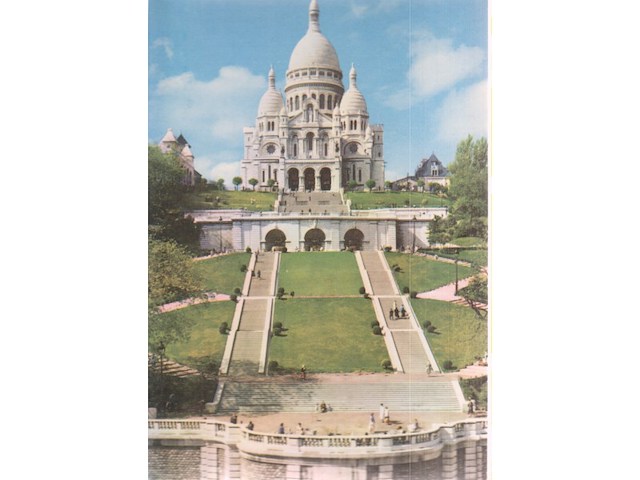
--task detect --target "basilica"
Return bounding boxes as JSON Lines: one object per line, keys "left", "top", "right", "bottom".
{"left": 240, "top": 0, "right": 384, "bottom": 193}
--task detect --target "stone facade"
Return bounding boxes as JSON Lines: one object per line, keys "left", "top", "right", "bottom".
{"left": 240, "top": 0, "right": 384, "bottom": 193}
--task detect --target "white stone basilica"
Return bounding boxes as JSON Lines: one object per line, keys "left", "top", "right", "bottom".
{"left": 241, "top": 0, "right": 384, "bottom": 193}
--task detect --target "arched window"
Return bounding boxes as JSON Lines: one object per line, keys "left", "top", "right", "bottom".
{"left": 302, "top": 94, "right": 307, "bottom": 103}
{"left": 328, "top": 95, "right": 332, "bottom": 110}
{"left": 319, "top": 94, "right": 325, "bottom": 109}
{"left": 306, "top": 132, "right": 314, "bottom": 153}
{"left": 324, "top": 143, "right": 328, "bottom": 157}
{"left": 292, "top": 135, "right": 298, "bottom": 158}
{"left": 312, "top": 93, "right": 316, "bottom": 100}
{"left": 295, "top": 96, "right": 300, "bottom": 110}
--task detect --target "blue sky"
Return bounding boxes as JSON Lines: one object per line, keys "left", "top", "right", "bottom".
{"left": 149, "top": 0, "right": 488, "bottom": 183}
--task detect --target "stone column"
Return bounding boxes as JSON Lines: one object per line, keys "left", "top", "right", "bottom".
{"left": 464, "top": 441, "right": 479, "bottom": 479}
{"left": 378, "top": 464, "right": 394, "bottom": 480}
{"left": 315, "top": 175, "right": 321, "bottom": 191}
{"left": 441, "top": 444, "right": 458, "bottom": 479}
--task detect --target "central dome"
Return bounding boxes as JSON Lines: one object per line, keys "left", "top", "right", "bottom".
{"left": 288, "top": 0, "right": 341, "bottom": 72}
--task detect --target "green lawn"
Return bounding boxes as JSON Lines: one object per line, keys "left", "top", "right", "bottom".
{"left": 384, "top": 252, "right": 474, "bottom": 293}
{"left": 455, "top": 249, "right": 487, "bottom": 266}
{"left": 278, "top": 252, "right": 363, "bottom": 296}
{"left": 184, "top": 190, "right": 277, "bottom": 211}
{"left": 411, "top": 299, "right": 487, "bottom": 370}
{"left": 270, "top": 298, "right": 389, "bottom": 373}
{"left": 192, "top": 253, "right": 250, "bottom": 294}
{"left": 345, "top": 191, "right": 451, "bottom": 209}
{"left": 163, "top": 302, "right": 236, "bottom": 368}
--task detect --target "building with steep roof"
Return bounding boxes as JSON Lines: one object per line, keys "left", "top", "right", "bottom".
{"left": 392, "top": 153, "right": 450, "bottom": 191}
{"left": 158, "top": 127, "right": 200, "bottom": 186}
{"left": 241, "top": 0, "right": 384, "bottom": 192}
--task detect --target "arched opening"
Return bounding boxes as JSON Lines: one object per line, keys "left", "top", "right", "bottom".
{"left": 304, "top": 228, "right": 326, "bottom": 251}
{"left": 288, "top": 168, "right": 299, "bottom": 191}
{"left": 319, "top": 94, "right": 325, "bottom": 109}
{"left": 265, "top": 229, "right": 287, "bottom": 252}
{"left": 306, "top": 132, "right": 314, "bottom": 153}
{"left": 320, "top": 167, "right": 331, "bottom": 191}
{"left": 344, "top": 229, "right": 364, "bottom": 251}
{"left": 291, "top": 136, "right": 298, "bottom": 158}
{"left": 304, "top": 168, "right": 315, "bottom": 191}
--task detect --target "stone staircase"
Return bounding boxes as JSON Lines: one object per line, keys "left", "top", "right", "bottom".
{"left": 217, "top": 380, "right": 462, "bottom": 414}
{"left": 390, "top": 331, "right": 432, "bottom": 374}
{"left": 359, "top": 251, "right": 397, "bottom": 295}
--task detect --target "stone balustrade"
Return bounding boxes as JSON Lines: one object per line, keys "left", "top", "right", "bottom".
{"left": 148, "top": 418, "right": 487, "bottom": 452}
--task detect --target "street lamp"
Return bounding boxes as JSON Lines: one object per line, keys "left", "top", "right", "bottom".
{"left": 412, "top": 216, "right": 416, "bottom": 254}
{"left": 454, "top": 253, "right": 459, "bottom": 295}
{"left": 158, "top": 341, "right": 166, "bottom": 414}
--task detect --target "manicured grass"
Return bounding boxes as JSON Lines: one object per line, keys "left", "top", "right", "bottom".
{"left": 451, "top": 237, "right": 486, "bottom": 248}
{"left": 456, "top": 249, "right": 487, "bottom": 266}
{"left": 278, "top": 252, "right": 363, "bottom": 296}
{"left": 192, "top": 253, "right": 250, "bottom": 294}
{"left": 345, "top": 191, "right": 451, "bottom": 209}
{"left": 384, "top": 252, "right": 474, "bottom": 293}
{"left": 163, "top": 302, "right": 237, "bottom": 368}
{"left": 270, "top": 298, "right": 389, "bottom": 373}
{"left": 410, "top": 299, "right": 487, "bottom": 370}
{"left": 184, "top": 190, "right": 277, "bottom": 211}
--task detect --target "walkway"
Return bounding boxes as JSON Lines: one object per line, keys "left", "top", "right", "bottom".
{"left": 357, "top": 251, "right": 440, "bottom": 375}
{"left": 224, "top": 252, "right": 278, "bottom": 376}
{"left": 417, "top": 275, "right": 488, "bottom": 310}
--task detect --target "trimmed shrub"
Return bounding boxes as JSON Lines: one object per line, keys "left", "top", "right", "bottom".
{"left": 273, "top": 321, "right": 283, "bottom": 329}
{"left": 359, "top": 286, "right": 366, "bottom": 295}
{"left": 219, "top": 322, "right": 228, "bottom": 334}
{"left": 371, "top": 320, "right": 379, "bottom": 329}
{"left": 427, "top": 325, "right": 437, "bottom": 333}
{"left": 443, "top": 360, "right": 456, "bottom": 371}
{"left": 423, "top": 320, "right": 432, "bottom": 329}
{"left": 245, "top": 247, "right": 252, "bottom": 253}
{"left": 233, "top": 287, "right": 242, "bottom": 295}
{"left": 230, "top": 294, "right": 238, "bottom": 303}
{"left": 410, "top": 291, "right": 418, "bottom": 299}
{"left": 278, "top": 287, "right": 285, "bottom": 295}
{"left": 268, "top": 360, "right": 279, "bottom": 371}
{"left": 290, "top": 291, "right": 295, "bottom": 297}
{"left": 273, "top": 326, "right": 283, "bottom": 336}
{"left": 372, "top": 326, "right": 382, "bottom": 335}
{"left": 240, "top": 264, "right": 247, "bottom": 272}
{"left": 381, "top": 359, "right": 392, "bottom": 370}
{"left": 402, "top": 286, "right": 410, "bottom": 294}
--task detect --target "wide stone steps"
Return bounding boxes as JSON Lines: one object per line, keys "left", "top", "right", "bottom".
{"left": 359, "top": 252, "right": 396, "bottom": 295}
{"left": 392, "top": 331, "right": 431, "bottom": 374}
{"left": 227, "top": 331, "right": 263, "bottom": 376}
{"left": 217, "top": 381, "right": 461, "bottom": 414}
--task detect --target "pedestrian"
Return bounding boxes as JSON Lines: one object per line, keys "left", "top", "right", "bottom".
{"left": 467, "top": 400, "right": 474, "bottom": 415}
{"left": 400, "top": 305, "right": 406, "bottom": 317}
{"left": 257, "top": 270, "right": 261, "bottom": 279}
{"left": 394, "top": 307, "right": 399, "bottom": 319}
{"left": 384, "top": 406, "right": 390, "bottom": 424}
{"left": 426, "top": 362, "right": 433, "bottom": 376}
{"left": 247, "top": 421, "right": 254, "bottom": 431}
{"left": 301, "top": 364, "right": 306, "bottom": 380}
{"left": 379, "top": 403, "right": 385, "bottom": 421}
{"left": 230, "top": 413, "right": 238, "bottom": 424}
{"left": 296, "top": 422, "right": 304, "bottom": 435}
{"left": 368, "top": 413, "right": 376, "bottom": 433}
{"left": 278, "top": 423, "right": 285, "bottom": 434}
{"left": 389, "top": 309, "right": 394, "bottom": 321}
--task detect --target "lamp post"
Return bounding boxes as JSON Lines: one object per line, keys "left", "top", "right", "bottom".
{"left": 158, "top": 341, "right": 166, "bottom": 415}
{"left": 454, "top": 254, "right": 459, "bottom": 295}
{"left": 412, "top": 216, "right": 416, "bottom": 254}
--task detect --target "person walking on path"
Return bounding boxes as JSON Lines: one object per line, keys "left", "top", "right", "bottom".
{"left": 368, "top": 414, "right": 376, "bottom": 434}
{"left": 301, "top": 364, "right": 307, "bottom": 380}
{"left": 257, "top": 270, "right": 261, "bottom": 279}
{"left": 278, "top": 423, "right": 285, "bottom": 434}
{"left": 426, "top": 362, "right": 433, "bottom": 376}
{"left": 379, "top": 403, "right": 385, "bottom": 422}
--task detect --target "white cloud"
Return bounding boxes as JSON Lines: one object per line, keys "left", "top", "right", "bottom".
{"left": 383, "top": 32, "right": 485, "bottom": 110}
{"left": 410, "top": 35, "right": 485, "bottom": 98}
{"left": 152, "top": 37, "right": 173, "bottom": 60}
{"left": 154, "top": 68, "right": 265, "bottom": 144}
{"left": 434, "top": 80, "right": 488, "bottom": 143}
{"left": 350, "top": 2, "right": 368, "bottom": 17}
{"left": 208, "top": 161, "right": 241, "bottom": 185}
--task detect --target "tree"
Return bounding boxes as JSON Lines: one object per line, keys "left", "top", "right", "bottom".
{"left": 447, "top": 136, "right": 488, "bottom": 238}
{"left": 384, "top": 180, "right": 392, "bottom": 191}
{"left": 148, "top": 239, "right": 202, "bottom": 306}
{"left": 215, "top": 178, "right": 225, "bottom": 191}
{"left": 148, "top": 145, "right": 201, "bottom": 252}
{"left": 232, "top": 176, "right": 243, "bottom": 191}
{"left": 365, "top": 179, "right": 376, "bottom": 192}
{"left": 248, "top": 178, "right": 259, "bottom": 190}
{"left": 267, "top": 178, "right": 276, "bottom": 191}
{"left": 148, "top": 239, "right": 203, "bottom": 347}
{"left": 348, "top": 180, "right": 358, "bottom": 191}
{"left": 457, "top": 275, "right": 488, "bottom": 320}
{"left": 417, "top": 179, "right": 425, "bottom": 192}
{"left": 428, "top": 215, "right": 452, "bottom": 245}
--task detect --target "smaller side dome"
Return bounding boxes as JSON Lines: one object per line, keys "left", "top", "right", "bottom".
{"left": 257, "top": 67, "right": 284, "bottom": 116}
{"left": 160, "top": 128, "right": 177, "bottom": 143}
{"left": 340, "top": 65, "right": 368, "bottom": 115}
